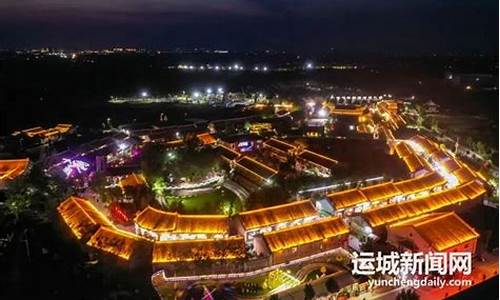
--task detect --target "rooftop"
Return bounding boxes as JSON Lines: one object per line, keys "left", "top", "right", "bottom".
{"left": 134, "top": 206, "right": 230, "bottom": 234}
{"left": 87, "top": 227, "right": 144, "bottom": 260}
{"left": 0, "top": 158, "right": 30, "bottom": 182}
{"left": 389, "top": 212, "right": 479, "bottom": 251}
{"left": 264, "top": 138, "right": 297, "bottom": 153}
{"left": 327, "top": 189, "right": 368, "bottom": 210}
{"left": 297, "top": 149, "right": 338, "bottom": 170}
{"left": 263, "top": 216, "right": 348, "bottom": 252}
{"left": 152, "top": 237, "right": 245, "bottom": 263}
{"left": 57, "top": 196, "right": 114, "bottom": 239}
{"left": 238, "top": 200, "right": 318, "bottom": 230}
{"left": 394, "top": 171, "right": 446, "bottom": 195}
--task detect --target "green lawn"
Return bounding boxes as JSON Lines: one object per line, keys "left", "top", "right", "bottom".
{"left": 169, "top": 188, "right": 240, "bottom": 214}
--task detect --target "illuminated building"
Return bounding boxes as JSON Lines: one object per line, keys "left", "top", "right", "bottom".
{"left": 233, "top": 200, "right": 319, "bottom": 242}
{"left": 253, "top": 216, "right": 348, "bottom": 264}
{"left": 387, "top": 212, "right": 479, "bottom": 254}
{"left": 134, "top": 206, "right": 230, "bottom": 241}
{"left": 0, "top": 158, "right": 30, "bottom": 188}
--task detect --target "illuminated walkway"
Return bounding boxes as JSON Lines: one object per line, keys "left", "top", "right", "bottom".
{"left": 152, "top": 248, "right": 351, "bottom": 285}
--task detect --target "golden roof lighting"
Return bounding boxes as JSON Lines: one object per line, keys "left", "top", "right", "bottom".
{"left": 363, "top": 203, "right": 408, "bottom": 228}
{"left": 134, "top": 206, "right": 229, "bottom": 234}
{"left": 197, "top": 132, "right": 217, "bottom": 145}
{"left": 329, "top": 106, "right": 365, "bottom": 116}
{"left": 452, "top": 165, "right": 476, "bottom": 184}
{"left": 363, "top": 184, "right": 476, "bottom": 228}
{"left": 402, "top": 153, "right": 429, "bottom": 173}
{"left": 394, "top": 171, "right": 446, "bottom": 195}
{"left": 173, "top": 215, "right": 229, "bottom": 234}
{"left": 393, "top": 142, "right": 413, "bottom": 158}
{"left": 119, "top": 173, "right": 147, "bottom": 188}
{"left": 263, "top": 216, "right": 348, "bottom": 252}
{"left": 409, "top": 135, "right": 440, "bottom": 155}
{"left": 57, "top": 196, "right": 114, "bottom": 239}
{"left": 264, "top": 138, "right": 297, "bottom": 153}
{"left": 87, "top": 227, "right": 144, "bottom": 260}
{"left": 152, "top": 237, "right": 245, "bottom": 263}
{"left": 456, "top": 180, "right": 486, "bottom": 200}
{"left": 327, "top": 189, "right": 368, "bottom": 210}
{"left": 238, "top": 200, "right": 318, "bottom": 230}
{"left": 134, "top": 206, "right": 177, "bottom": 232}
{"left": 0, "top": 158, "right": 30, "bottom": 182}
{"left": 360, "top": 181, "right": 400, "bottom": 203}
{"left": 389, "top": 212, "right": 479, "bottom": 252}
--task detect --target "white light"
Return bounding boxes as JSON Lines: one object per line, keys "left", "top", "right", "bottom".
{"left": 189, "top": 65, "right": 194, "bottom": 70}
{"left": 215, "top": 66, "right": 220, "bottom": 71}
{"left": 234, "top": 64, "right": 239, "bottom": 70}
{"left": 306, "top": 63, "right": 313, "bottom": 69}
{"left": 206, "top": 88, "right": 213, "bottom": 94}
{"left": 259, "top": 93, "right": 263, "bottom": 98}
{"left": 349, "top": 125, "right": 355, "bottom": 131}
{"left": 118, "top": 143, "right": 127, "bottom": 150}
{"left": 254, "top": 66, "right": 259, "bottom": 71}
{"left": 193, "top": 91, "right": 200, "bottom": 98}
{"left": 141, "top": 91, "right": 148, "bottom": 97}
{"left": 217, "top": 87, "right": 224, "bottom": 94}
{"left": 263, "top": 66, "right": 268, "bottom": 71}
{"left": 306, "top": 101, "right": 316, "bottom": 107}
{"left": 318, "top": 108, "right": 328, "bottom": 117}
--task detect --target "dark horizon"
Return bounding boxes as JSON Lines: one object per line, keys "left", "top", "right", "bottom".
{"left": 0, "top": 0, "right": 498, "bottom": 55}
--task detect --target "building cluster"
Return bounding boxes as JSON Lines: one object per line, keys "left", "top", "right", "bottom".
{"left": 55, "top": 131, "right": 487, "bottom": 281}
{"left": 11, "top": 124, "right": 74, "bottom": 144}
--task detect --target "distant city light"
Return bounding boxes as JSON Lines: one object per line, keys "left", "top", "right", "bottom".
{"left": 217, "top": 87, "right": 224, "bottom": 94}
{"left": 206, "top": 88, "right": 213, "bottom": 94}
{"left": 263, "top": 66, "right": 268, "bottom": 71}
{"left": 193, "top": 91, "right": 200, "bottom": 98}
{"left": 141, "top": 91, "right": 149, "bottom": 97}
{"left": 306, "top": 62, "right": 314, "bottom": 69}
{"left": 349, "top": 125, "right": 355, "bottom": 131}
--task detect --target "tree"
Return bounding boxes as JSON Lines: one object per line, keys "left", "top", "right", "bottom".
{"left": 473, "top": 141, "right": 492, "bottom": 162}
{"left": 325, "top": 277, "right": 339, "bottom": 293}
{"left": 304, "top": 283, "right": 315, "bottom": 300}
{"left": 4, "top": 193, "right": 31, "bottom": 223}
{"left": 429, "top": 118, "right": 440, "bottom": 134}
{"left": 414, "top": 105, "right": 426, "bottom": 131}
{"left": 396, "top": 289, "right": 420, "bottom": 300}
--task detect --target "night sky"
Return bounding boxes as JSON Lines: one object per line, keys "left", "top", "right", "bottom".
{"left": 0, "top": 0, "right": 498, "bottom": 54}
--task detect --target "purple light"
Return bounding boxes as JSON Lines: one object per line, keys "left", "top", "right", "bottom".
{"left": 62, "top": 158, "right": 90, "bottom": 178}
